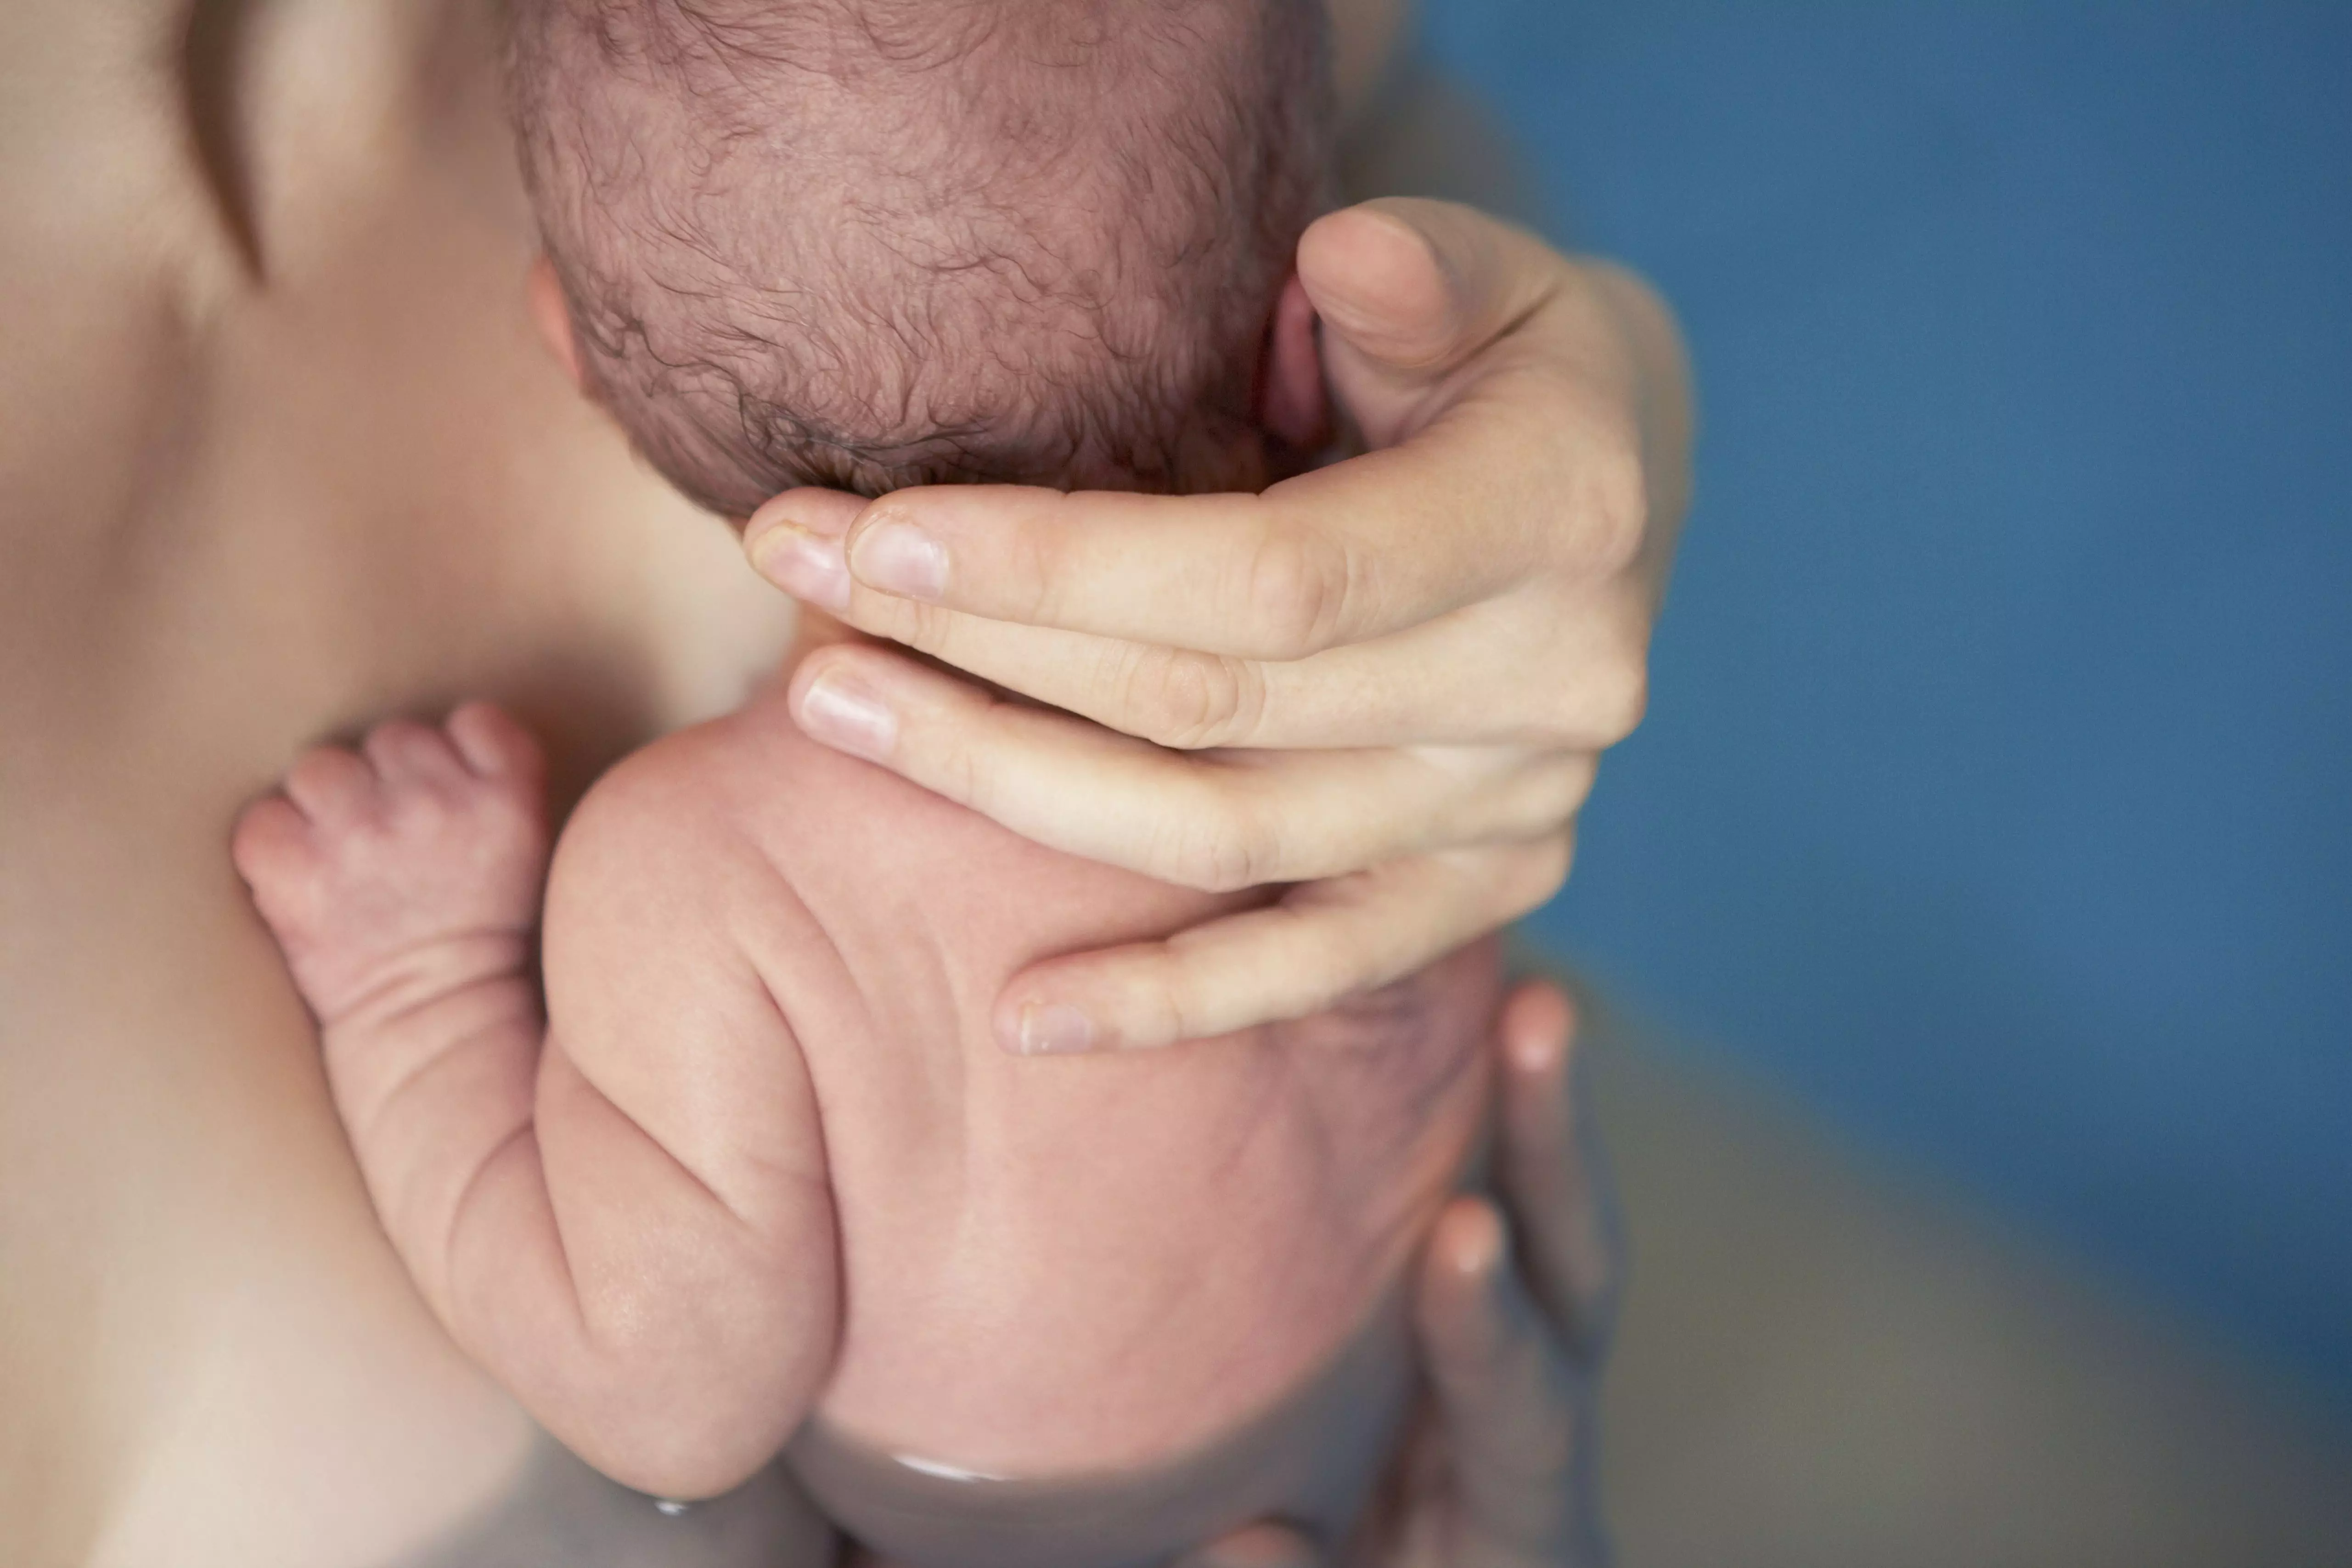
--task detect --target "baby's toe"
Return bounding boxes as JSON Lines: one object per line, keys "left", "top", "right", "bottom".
{"left": 445, "top": 702, "right": 546, "bottom": 786}
{"left": 285, "top": 745, "right": 378, "bottom": 826}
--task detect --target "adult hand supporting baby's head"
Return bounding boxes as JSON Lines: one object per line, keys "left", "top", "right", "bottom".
{"left": 743, "top": 200, "right": 1692, "bottom": 1054}
{"left": 1176, "top": 978, "right": 1619, "bottom": 1568}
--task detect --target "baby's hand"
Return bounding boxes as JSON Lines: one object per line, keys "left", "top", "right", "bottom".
{"left": 232, "top": 703, "right": 829, "bottom": 1500}
{"left": 231, "top": 703, "right": 548, "bottom": 1031}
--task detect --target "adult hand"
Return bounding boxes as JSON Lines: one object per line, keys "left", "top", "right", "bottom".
{"left": 1178, "top": 977, "right": 1621, "bottom": 1568}
{"left": 745, "top": 200, "right": 1692, "bottom": 1055}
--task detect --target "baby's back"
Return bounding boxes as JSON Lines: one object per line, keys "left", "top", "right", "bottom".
{"left": 691, "top": 670, "right": 1497, "bottom": 1484}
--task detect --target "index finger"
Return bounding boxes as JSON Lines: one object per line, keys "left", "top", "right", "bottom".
{"left": 746, "top": 382, "right": 1568, "bottom": 661}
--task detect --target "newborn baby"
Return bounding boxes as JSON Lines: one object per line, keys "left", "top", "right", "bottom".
{"left": 232, "top": 3, "right": 1499, "bottom": 1563}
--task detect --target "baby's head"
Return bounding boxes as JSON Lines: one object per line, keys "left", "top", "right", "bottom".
{"left": 507, "top": 0, "right": 1334, "bottom": 517}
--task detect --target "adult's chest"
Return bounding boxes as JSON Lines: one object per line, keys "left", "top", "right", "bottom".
{"left": 0, "top": 15, "right": 793, "bottom": 1560}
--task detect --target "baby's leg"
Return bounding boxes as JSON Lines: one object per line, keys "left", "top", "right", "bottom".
{"left": 233, "top": 706, "right": 835, "bottom": 1500}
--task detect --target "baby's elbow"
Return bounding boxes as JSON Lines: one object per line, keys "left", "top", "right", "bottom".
{"left": 559, "top": 1355, "right": 824, "bottom": 1502}
{"left": 533, "top": 1300, "right": 833, "bottom": 1501}
{"left": 575, "top": 1419, "right": 794, "bottom": 1505}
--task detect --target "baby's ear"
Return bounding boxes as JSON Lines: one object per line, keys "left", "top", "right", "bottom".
{"left": 1256, "top": 269, "right": 1330, "bottom": 454}
{"left": 526, "top": 255, "right": 585, "bottom": 390}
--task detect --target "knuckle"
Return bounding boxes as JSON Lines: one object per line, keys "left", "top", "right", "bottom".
{"left": 1012, "top": 503, "right": 1080, "bottom": 624}
{"left": 1137, "top": 964, "right": 1199, "bottom": 1051}
{"left": 1159, "top": 794, "right": 1277, "bottom": 893}
{"left": 1499, "top": 756, "right": 1596, "bottom": 838}
{"left": 869, "top": 592, "right": 954, "bottom": 653}
{"left": 1123, "top": 647, "right": 1262, "bottom": 749}
{"left": 934, "top": 716, "right": 991, "bottom": 811}
{"left": 1534, "top": 637, "right": 1649, "bottom": 747}
{"left": 1552, "top": 754, "right": 1601, "bottom": 821}
{"left": 1588, "top": 658, "right": 1649, "bottom": 744}
{"left": 1501, "top": 837, "right": 1575, "bottom": 917}
{"left": 888, "top": 679, "right": 987, "bottom": 808}
{"left": 1574, "top": 436, "right": 1649, "bottom": 577}
{"left": 1240, "top": 526, "right": 1352, "bottom": 658}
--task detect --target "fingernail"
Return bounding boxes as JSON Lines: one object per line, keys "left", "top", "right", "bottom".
{"left": 796, "top": 672, "right": 895, "bottom": 759}
{"left": 754, "top": 525, "right": 852, "bottom": 613}
{"left": 1507, "top": 1026, "right": 1565, "bottom": 1080}
{"left": 1012, "top": 1003, "right": 1096, "bottom": 1056}
{"left": 1452, "top": 1202, "right": 1509, "bottom": 1279}
{"left": 1505, "top": 987, "right": 1576, "bottom": 1078}
{"left": 852, "top": 520, "right": 948, "bottom": 601}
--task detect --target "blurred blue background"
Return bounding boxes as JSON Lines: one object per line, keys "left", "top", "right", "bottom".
{"left": 1435, "top": 4, "right": 2352, "bottom": 1409}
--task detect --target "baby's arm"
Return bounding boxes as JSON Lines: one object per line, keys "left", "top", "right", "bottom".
{"left": 231, "top": 705, "right": 835, "bottom": 1500}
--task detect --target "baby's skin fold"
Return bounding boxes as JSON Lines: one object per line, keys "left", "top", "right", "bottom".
{"left": 232, "top": 654, "right": 1498, "bottom": 1542}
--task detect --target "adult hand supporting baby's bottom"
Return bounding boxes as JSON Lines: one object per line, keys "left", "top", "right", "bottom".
{"left": 744, "top": 199, "right": 1692, "bottom": 1055}
{"left": 1181, "top": 977, "right": 1620, "bottom": 1568}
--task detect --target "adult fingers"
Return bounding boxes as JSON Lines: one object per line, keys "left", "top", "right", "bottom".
{"left": 737, "top": 202, "right": 1595, "bottom": 662}
{"left": 745, "top": 411, "right": 1558, "bottom": 660}
{"left": 740, "top": 209, "right": 1666, "bottom": 664}
{"left": 1297, "top": 199, "right": 1566, "bottom": 439}
{"left": 1414, "top": 1198, "right": 1606, "bottom": 1568}
{"left": 1306, "top": 201, "right": 1655, "bottom": 596}
{"left": 1491, "top": 981, "right": 1620, "bottom": 1360}
{"left": 763, "top": 551, "right": 1647, "bottom": 753}
{"left": 1170, "top": 1523, "right": 1325, "bottom": 1568}
{"left": 743, "top": 399, "right": 1635, "bottom": 669}
{"left": 788, "top": 643, "right": 1592, "bottom": 892}
{"left": 994, "top": 837, "right": 1572, "bottom": 1054}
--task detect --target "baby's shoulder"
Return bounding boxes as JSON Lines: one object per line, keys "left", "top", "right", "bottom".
{"left": 543, "top": 692, "right": 1002, "bottom": 1045}
{"left": 545, "top": 692, "right": 942, "bottom": 944}
{"left": 557, "top": 688, "right": 1231, "bottom": 998}
{"left": 546, "top": 701, "right": 815, "bottom": 927}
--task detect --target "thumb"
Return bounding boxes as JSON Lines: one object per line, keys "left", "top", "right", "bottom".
{"left": 1295, "top": 199, "right": 1554, "bottom": 379}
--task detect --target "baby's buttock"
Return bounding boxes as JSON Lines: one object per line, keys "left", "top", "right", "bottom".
{"left": 805, "top": 940, "right": 1498, "bottom": 1485}
{"left": 789, "top": 1281, "right": 1418, "bottom": 1568}
{"left": 726, "top": 698, "right": 1497, "bottom": 1506}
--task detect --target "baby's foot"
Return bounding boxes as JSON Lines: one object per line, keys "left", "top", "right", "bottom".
{"left": 232, "top": 703, "right": 549, "bottom": 1032}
